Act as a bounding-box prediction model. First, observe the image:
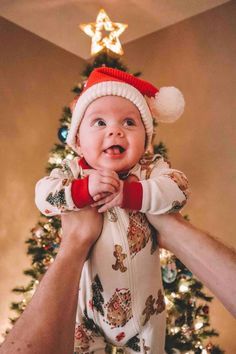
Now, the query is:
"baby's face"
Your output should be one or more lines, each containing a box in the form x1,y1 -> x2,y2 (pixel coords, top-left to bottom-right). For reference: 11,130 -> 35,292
77,96 -> 146,172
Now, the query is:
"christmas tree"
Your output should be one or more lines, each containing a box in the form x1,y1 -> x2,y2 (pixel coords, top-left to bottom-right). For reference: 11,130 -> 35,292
5,10 -> 224,354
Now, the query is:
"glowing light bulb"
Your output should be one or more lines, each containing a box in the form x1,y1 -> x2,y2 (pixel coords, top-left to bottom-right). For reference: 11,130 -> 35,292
66,153 -> 74,160
179,282 -> 189,293
194,320 -> 204,330
164,296 -> 173,310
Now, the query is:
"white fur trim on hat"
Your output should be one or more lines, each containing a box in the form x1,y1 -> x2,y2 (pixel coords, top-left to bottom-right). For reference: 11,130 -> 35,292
66,81 -> 154,153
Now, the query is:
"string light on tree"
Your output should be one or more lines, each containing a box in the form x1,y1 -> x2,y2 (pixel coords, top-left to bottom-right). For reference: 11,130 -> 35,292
178,277 -> 189,293
164,295 -> 174,310
48,155 -> 63,165
80,9 -> 127,56
66,153 -> 74,160
194,318 -> 204,330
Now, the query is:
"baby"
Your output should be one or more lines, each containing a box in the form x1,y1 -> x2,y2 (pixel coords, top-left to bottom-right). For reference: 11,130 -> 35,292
35,67 -> 189,354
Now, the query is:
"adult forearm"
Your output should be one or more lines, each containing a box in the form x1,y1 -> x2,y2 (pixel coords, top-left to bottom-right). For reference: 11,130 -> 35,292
0,245 -> 87,354
147,213 -> 236,317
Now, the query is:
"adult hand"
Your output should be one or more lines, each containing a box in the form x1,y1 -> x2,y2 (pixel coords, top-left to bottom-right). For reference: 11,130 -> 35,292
60,208 -> 103,258
0,208 -> 103,354
147,212 -> 182,249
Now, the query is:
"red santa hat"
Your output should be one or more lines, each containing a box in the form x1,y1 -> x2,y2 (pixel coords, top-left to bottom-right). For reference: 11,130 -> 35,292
67,67 -> 185,152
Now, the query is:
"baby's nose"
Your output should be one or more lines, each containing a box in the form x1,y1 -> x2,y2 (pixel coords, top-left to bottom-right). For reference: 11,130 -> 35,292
108,126 -> 124,137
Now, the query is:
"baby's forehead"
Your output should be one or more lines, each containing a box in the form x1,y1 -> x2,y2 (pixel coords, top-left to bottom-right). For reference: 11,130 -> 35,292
85,95 -> 141,115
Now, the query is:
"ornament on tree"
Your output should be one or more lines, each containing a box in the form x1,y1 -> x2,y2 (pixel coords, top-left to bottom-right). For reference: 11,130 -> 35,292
202,305 -> 209,315
58,126 -> 69,143
162,260 -> 177,283
31,225 -> 44,239
205,342 -> 213,352
181,324 -> 193,340
42,255 -> 54,268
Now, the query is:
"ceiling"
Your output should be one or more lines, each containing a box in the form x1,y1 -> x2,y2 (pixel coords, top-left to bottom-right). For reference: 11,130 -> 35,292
0,0 -> 230,60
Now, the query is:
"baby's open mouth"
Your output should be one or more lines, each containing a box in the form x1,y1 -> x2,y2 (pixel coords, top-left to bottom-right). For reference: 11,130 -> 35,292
104,145 -> 125,155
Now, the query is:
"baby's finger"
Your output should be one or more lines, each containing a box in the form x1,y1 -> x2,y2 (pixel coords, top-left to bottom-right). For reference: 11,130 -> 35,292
93,192 -> 110,201
98,199 -> 116,213
100,177 -> 120,190
92,194 -> 116,207
93,181 -> 117,194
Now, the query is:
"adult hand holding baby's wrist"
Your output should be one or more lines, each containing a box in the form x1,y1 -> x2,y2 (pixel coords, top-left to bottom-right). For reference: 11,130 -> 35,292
59,208 -> 103,260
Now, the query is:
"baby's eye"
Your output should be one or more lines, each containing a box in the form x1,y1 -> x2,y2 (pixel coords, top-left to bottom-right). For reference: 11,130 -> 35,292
94,119 -> 106,127
123,118 -> 135,127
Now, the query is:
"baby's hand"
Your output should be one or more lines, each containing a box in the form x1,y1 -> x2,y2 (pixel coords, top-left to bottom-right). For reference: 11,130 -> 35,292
88,170 -> 120,200
91,174 -> 139,212
91,179 -> 124,212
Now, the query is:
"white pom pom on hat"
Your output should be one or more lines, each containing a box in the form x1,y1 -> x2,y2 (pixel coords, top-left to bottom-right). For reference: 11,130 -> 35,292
67,67 -> 185,153
146,86 -> 185,123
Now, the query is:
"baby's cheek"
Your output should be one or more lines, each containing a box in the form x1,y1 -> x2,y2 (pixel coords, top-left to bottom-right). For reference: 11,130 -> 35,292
126,174 -> 139,183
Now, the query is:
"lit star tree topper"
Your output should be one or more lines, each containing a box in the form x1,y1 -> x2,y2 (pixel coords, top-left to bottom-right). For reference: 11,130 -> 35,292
80,9 -> 128,56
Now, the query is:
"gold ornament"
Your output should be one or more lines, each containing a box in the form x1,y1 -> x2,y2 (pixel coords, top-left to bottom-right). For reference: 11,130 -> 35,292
80,9 -> 127,56
43,255 -> 54,267
206,342 -> 213,351
32,225 -> 44,239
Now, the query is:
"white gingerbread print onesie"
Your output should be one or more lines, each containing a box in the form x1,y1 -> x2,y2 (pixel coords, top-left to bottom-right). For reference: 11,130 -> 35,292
35,153 -> 189,353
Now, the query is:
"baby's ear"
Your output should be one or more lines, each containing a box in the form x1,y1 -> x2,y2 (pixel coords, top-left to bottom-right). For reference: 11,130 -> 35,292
75,135 -> 83,156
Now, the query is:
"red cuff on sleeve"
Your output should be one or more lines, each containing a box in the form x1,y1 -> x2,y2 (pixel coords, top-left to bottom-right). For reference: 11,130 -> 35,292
71,176 -> 94,208
121,181 -> 143,210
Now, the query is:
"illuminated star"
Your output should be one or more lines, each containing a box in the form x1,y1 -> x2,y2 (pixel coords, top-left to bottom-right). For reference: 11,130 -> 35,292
80,9 -> 128,56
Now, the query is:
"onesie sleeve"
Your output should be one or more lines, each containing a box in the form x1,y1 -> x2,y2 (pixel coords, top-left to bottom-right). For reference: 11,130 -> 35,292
122,155 -> 189,214
35,159 -> 93,216
140,155 -> 189,214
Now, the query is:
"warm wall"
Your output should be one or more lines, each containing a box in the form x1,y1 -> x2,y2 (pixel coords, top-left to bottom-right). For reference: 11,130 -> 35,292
0,16 -> 85,338
124,2 -> 236,352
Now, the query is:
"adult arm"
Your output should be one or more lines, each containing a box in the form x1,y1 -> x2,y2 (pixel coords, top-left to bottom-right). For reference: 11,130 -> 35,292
147,213 -> 236,318
0,208 -> 103,354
